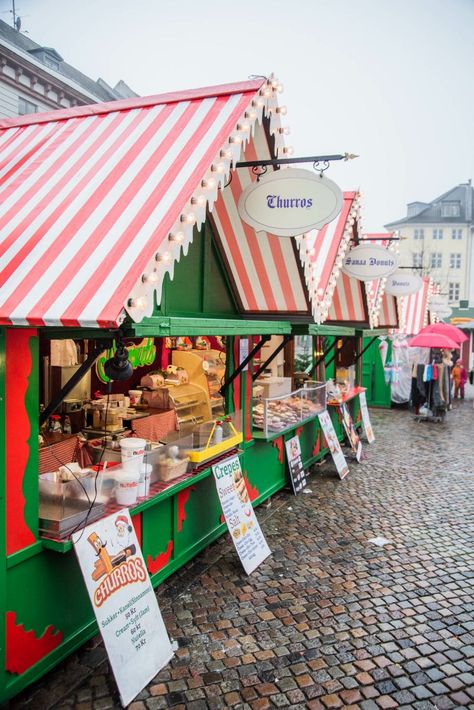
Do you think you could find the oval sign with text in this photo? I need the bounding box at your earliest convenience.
[238,168,343,237]
[429,296,449,311]
[342,244,399,281]
[384,271,422,296]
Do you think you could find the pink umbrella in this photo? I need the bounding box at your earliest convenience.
[409,332,459,349]
[420,323,468,344]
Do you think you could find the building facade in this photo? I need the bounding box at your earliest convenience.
[0,19,136,119]
[385,181,474,307]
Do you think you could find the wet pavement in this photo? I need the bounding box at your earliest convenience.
[13,397,474,710]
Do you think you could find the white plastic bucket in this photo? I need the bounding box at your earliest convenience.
[115,469,140,506]
[120,437,146,473]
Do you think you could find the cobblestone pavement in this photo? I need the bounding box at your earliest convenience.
[13,399,474,710]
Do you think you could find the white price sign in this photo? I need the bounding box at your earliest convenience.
[358,391,375,443]
[212,456,271,574]
[318,410,349,479]
[73,511,173,707]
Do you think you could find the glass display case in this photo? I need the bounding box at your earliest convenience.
[253,381,326,437]
[166,383,212,433]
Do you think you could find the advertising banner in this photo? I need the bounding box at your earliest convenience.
[340,403,363,462]
[238,168,343,237]
[212,455,271,574]
[317,410,349,479]
[384,271,422,296]
[358,391,375,443]
[285,435,307,494]
[73,511,173,707]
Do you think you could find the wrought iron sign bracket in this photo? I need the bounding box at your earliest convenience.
[235,153,358,173]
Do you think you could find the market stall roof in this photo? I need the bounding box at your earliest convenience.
[298,191,369,325]
[362,233,399,329]
[210,122,310,317]
[0,76,294,328]
[399,276,432,335]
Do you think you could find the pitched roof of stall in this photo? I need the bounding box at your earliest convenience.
[0,78,294,328]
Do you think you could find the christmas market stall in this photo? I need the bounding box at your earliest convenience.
[0,75,361,701]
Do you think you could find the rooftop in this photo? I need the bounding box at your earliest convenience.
[0,19,137,102]
[385,182,474,227]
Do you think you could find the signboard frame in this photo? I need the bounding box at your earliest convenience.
[285,435,307,494]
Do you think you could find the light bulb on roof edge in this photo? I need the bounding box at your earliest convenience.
[180,213,196,225]
[245,110,257,120]
[229,135,242,144]
[191,195,206,206]
[201,178,216,189]
[275,106,287,115]
[142,271,159,284]
[282,146,293,155]
[211,163,226,173]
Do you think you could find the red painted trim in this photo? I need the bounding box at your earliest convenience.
[147,540,173,575]
[5,330,36,555]
[312,430,321,457]
[131,514,142,547]
[5,612,63,675]
[0,80,265,130]
[177,486,196,532]
[243,472,260,502]
[272,436,284,464]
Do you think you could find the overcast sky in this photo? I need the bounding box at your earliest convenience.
[2,0,473,232]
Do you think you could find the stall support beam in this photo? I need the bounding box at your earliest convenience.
[324,338,350,370]
[353,335,379,365]
[252,335,293,381]
[308,340,336,377]
[39,341,110,426]
[219,335,271,396]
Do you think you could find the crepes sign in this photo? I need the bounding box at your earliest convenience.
[212,455,271,574]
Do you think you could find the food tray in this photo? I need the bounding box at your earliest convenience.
[156,457,189,481]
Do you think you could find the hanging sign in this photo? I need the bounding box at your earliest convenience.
[385,271,422,296]
[73,511,173,707]
[285,436,307,494]
[317,410,349,479]
[358,391,375,443]
[212,455,271,574]
[238,168,343,237]
[342,244,399,281]
[340,403,363,462]
[429,296,449,311]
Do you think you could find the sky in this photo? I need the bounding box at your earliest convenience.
[2,0,473,232]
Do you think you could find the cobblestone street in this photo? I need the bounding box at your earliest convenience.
[14,399,474,710]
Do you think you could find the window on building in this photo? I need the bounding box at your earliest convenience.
[433,229,443,240]
[430,253,442,269]
[414,228,424,240]
[449,253,461,269]
[448,282,460,301]
[412,253,423,268]
[441,202,461,218]
[18,97,38,115]
[452,228,462,240]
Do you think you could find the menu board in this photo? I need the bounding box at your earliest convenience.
[212,455,271,575]
[340,402,363,462]
[285,436,307,494]
[73,511,173,707]
[358,391,375,443]
[318,410,350,479]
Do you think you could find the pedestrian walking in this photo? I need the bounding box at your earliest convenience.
[452,361,467,399]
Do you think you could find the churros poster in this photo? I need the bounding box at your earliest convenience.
[73,511,173,707]
[212,455,271,575]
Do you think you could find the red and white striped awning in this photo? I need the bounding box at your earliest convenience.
[399,276,432,335]
[0,77,292,328]
[363,233,399,328]
[299,191,370,324]
[211,122,310,315]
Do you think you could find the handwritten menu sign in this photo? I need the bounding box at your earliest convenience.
[318,410,350,479]
[285,435,307,494]
[73,510,173,707]
[340,402,363,462]
[358,391,375,443]
[212,455,271,575]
